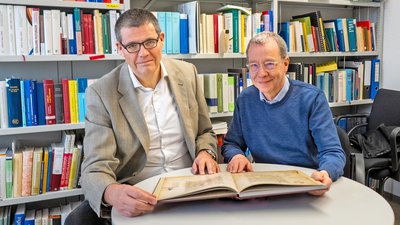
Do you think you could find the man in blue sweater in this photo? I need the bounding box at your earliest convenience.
[221,32,345,195]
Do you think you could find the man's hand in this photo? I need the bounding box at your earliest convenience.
[104,183,157,217]
[192,150,221,175]
[309,170,332,196]
[226,154,253,173]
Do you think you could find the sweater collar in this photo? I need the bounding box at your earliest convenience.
[259,76,290,104]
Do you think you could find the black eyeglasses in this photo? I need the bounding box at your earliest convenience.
[120,35,160,53]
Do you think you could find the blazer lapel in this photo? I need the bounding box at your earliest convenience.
[164,60,195,154]
[117,64,150,153]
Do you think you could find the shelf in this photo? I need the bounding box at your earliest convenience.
[0,54,124,62]
[0,0,125,10]
[165,53,246,59]
[273,0,381,7]
[0,188,83,207]
[329,99,373,107]
[288,51,379,58]
[0,123,85,136]
[0,53,248,62]
[210,112,233,118]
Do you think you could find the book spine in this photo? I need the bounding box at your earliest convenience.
[36,82,46,125]
[54,83,64,124]
[6,78,22,127]
[68,80,78,123]
[43,80,56,125]
[73,8,83,55]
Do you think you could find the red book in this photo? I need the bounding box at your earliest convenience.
[80,10,86,54]
[61,79,71,123]
[88,15,95,54]
[43,80,56,125]
[213,14,219,53]
[82,14,90,54]
[50,142,64,191]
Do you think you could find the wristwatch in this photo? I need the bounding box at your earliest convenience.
[200,149,217,160]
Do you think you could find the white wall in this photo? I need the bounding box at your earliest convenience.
[382,0,400,90]
[382,0,400,197]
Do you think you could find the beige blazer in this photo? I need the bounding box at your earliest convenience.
[80,58,217,216]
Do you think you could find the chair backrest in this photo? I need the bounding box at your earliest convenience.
[368,89,400,132]
[336,125,351,178]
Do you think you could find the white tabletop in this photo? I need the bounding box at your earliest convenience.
[112,163,394,225]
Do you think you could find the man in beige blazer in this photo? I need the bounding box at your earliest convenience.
[66,8,219,225]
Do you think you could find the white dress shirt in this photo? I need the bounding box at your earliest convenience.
[127,61,192,184]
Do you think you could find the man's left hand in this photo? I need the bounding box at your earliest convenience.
[309,170,332,196]
[192,151,221,175]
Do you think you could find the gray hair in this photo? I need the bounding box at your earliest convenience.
[115,8,161,43]
[246,31,288,61]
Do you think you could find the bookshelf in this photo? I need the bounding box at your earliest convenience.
[133,0,384,115]
[0,0,130,211]
[0,0,385,214]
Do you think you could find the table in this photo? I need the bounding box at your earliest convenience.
[112,163,394,225]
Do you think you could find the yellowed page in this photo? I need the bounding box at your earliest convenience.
[232,170,323,193]
[153,172,238,201]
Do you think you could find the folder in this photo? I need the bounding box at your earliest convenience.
[370,59,380,99]
[363,60,371,99]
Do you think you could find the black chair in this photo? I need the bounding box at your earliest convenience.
[336,88,400,193]
[336,125,351,179]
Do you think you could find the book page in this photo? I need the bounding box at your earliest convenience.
[232,170,323,193]
[153,172,238,201]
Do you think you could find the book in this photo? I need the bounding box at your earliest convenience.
[153,170,326,203]
[43,80,56,125]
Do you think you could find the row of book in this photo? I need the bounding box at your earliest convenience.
[11,200,82,225]
[279,11,376,53]
[286,59,380,103]
[198,67,252,114]
[0,5,120,56]
[0,78,96,129]
[0,131,83,200]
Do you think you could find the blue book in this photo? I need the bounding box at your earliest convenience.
[68,13,77,54]
[157,12,166,54]
[14,204,26,225]
[36,82,46,125]
[30,80,38,125]
[23,209,35,225]
[278,22,290,50]
[20,80,26,127]
[6,78,22,127]
[179,14,189,54]
[76,77,88,123]
[334,19,345,52]
[346,18,357,52]
[345,69,353,101]
[268,10,274,32]
[165,12,173,54]
[171,12,180,54]
[24,80,32,126]
[370,59,380,99]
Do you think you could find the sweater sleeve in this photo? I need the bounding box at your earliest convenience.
[309,92,346,181]
[221,98,248,162]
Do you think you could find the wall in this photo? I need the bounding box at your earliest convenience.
[382,0,400,197]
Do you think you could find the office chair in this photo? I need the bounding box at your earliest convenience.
[336,88,400,194]
[336,125,351,179]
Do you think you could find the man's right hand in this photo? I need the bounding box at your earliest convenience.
[103,183,157,217]
[226,154,254,173]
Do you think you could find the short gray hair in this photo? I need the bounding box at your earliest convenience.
[115,8,161,43]
[246,32,288,61]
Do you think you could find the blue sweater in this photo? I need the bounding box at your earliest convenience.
[222,79,345,181]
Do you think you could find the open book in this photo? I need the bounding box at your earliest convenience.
[153,170,326,203]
